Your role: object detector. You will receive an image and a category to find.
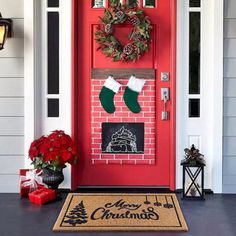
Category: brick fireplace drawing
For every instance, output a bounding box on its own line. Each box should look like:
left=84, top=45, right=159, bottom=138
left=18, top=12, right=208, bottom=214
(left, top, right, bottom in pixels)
left=91, top=78, right=156, bottom=165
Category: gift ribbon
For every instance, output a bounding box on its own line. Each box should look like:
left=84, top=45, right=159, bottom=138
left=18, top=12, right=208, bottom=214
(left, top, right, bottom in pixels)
left=20, top=170, right=43, bottom=192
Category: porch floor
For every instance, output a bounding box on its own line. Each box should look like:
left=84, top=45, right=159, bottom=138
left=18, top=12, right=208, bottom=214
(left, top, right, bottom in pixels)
left=0, top=193, right=235, bottom=236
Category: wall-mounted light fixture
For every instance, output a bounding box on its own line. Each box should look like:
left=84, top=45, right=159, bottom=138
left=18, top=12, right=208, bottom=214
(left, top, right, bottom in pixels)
left=0, top=13, right=12, bottom=50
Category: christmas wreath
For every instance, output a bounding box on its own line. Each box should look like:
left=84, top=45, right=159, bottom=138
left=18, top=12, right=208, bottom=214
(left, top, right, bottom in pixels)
left=95, top=0, right=152, bottom=62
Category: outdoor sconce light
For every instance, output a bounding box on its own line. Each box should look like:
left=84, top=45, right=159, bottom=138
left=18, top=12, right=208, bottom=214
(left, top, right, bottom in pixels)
left=0, top=13, right=12, bottom=50
left=181, top=144, right=206, bottom=200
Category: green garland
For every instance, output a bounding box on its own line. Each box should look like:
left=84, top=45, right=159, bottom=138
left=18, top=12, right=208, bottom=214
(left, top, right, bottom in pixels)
left=95, top=0, right=152, bottom=62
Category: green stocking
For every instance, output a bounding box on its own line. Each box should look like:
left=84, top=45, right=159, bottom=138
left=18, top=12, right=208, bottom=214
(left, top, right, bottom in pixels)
left=123, top=76, right=146, bottom=113
left=99, top=76, right=121, bottom=113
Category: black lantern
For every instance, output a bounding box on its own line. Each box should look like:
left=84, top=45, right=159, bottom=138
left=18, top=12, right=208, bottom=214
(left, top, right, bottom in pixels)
left=0, top=13, right=12, bottom=50
left=181, top=144, right=206, bottom=200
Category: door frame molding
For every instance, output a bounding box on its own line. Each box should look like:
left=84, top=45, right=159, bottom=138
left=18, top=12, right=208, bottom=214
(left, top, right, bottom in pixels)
left=169, top=0, right=177, bottom=191
left=24, top=0, right=72, bottom=188
left=71, top=0, right=177, bottom=190
left=24, top=0, right=38, bottom=169
left=176, top=0, right=223, bottom=193
left=71, top=0, right=79, bottom=190
left=24, top=0, right=223, bottom=192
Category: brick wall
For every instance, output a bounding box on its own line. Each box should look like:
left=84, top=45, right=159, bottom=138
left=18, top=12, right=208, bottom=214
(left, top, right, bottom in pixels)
left=91, top=78, right=156, bottom=165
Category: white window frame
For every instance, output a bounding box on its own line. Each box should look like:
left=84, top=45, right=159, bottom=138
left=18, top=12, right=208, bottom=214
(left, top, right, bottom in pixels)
left=176, top=0, right=224, bottom=193
left=24, top=0, right=72, bottom=188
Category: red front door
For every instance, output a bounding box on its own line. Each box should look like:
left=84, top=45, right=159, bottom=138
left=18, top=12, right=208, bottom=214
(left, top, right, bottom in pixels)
left=72, top=0, right=176, bottom=190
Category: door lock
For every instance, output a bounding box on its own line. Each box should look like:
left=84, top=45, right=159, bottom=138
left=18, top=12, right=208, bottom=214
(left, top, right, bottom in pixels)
left=161, top=88, right=169, bottom=121
left=161, top=72, right=169, bottom=82
left=161, top=88, right=169, bottom=101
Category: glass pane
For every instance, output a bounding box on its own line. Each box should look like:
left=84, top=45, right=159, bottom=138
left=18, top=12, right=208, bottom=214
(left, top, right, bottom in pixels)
left=48, top=0, right=59, bottom=8
left=144, top=0, right=155, bottom=8
left=128, top=0, right=139, bottom=7
left=92, top=0, right=105, bottom=8
left=48, top=99, right=59, bottom=117
left=189, top=99, right=200, bottom=117
left=189, top=0, right=200, bottom=7
left=184, top=167, right=203, bottom=197
left=48, top=12, right=59, bottom=94
left=189, top=12, right=200, bottom=94
left=0, top=26, right=5, bottom=43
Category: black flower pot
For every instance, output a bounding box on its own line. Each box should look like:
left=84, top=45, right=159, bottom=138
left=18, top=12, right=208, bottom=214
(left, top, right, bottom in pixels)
left=42, top=168, right=64, bottom=190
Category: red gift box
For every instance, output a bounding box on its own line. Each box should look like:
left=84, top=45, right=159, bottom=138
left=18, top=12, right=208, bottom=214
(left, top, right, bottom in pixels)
left=19, top=169, right=44, bottom=198
left=29, top=188, right=56, bottom=205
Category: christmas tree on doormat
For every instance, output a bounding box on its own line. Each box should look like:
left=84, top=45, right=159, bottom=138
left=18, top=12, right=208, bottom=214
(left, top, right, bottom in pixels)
left=64, top=200, right=88, bottom=226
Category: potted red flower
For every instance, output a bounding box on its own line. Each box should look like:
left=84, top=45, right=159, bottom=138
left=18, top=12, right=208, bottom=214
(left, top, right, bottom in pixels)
left=29, top=130, right=78, bottom=189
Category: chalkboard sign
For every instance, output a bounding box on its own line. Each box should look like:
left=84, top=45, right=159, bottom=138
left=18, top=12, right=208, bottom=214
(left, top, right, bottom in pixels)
left=102, top=123, right=144, bottom=154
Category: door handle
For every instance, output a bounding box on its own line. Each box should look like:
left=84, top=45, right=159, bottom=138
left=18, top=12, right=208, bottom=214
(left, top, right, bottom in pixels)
left=161, top=88, right=169, bottom=120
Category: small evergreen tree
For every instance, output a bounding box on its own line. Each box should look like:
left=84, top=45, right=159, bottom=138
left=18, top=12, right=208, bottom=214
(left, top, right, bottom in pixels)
left=64, top=200, right=88, bottom=226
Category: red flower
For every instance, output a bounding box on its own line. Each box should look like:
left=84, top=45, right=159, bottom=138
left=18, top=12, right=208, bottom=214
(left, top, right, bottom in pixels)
left=29, top=145, right=39, bottom=160
left=39, top=138, right=51, bottom=154
left=51, top=139, right=61, bottom=148
left=28, top=130, right=79, bottom=171
left=61, top=151, right=72, bottom=163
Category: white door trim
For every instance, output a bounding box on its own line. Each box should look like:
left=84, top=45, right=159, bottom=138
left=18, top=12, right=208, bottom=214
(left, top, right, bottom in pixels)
left=24, top=0, right=72, bottom=188
left=211, top=0, right=224, bottom=193
left=176, top=0, right=224, bottom=193
left=24, top=0, right=38, bottom=168
left=25, top=0, right=223, bottom=192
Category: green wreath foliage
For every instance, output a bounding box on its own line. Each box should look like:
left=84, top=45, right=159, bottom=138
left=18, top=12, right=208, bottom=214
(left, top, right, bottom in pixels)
left=95, top=0, right=152, bottom=62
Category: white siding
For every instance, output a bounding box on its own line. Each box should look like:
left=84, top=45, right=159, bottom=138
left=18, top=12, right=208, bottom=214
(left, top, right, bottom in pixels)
left=0, top=0, right=24, bottom=193
left=0, top=58, right=24, bottom=77
left=223, top=0, right=236, bottom=193
left=224, top=19, right=236, bottom=38
left=0, top=175, right=21, bottom=193
left=0, top=156, right=24, bottom=174
left=0, top=78, right=24, bottom=96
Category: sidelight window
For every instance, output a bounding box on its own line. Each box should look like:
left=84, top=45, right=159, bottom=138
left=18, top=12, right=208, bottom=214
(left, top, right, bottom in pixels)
left=188, top=1, right=201, bottom=118
left=48, top=0, right=59, bottom=8
left=143, top=0, right=156, bottom=8
left=40, top=0, right=71, bottom=133
left=46, top=0, right=60, bottom=117
left=189, top=0, right=200, bottom=8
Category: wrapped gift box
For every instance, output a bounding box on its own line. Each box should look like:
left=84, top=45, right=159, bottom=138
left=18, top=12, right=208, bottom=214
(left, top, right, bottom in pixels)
left=29, top=188, right=56, bottom=205
left=19, top=169, right=44, bottom=198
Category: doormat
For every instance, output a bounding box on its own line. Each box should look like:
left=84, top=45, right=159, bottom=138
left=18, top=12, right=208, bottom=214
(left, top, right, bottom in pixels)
left=53, top=193, right=188, bottom=232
